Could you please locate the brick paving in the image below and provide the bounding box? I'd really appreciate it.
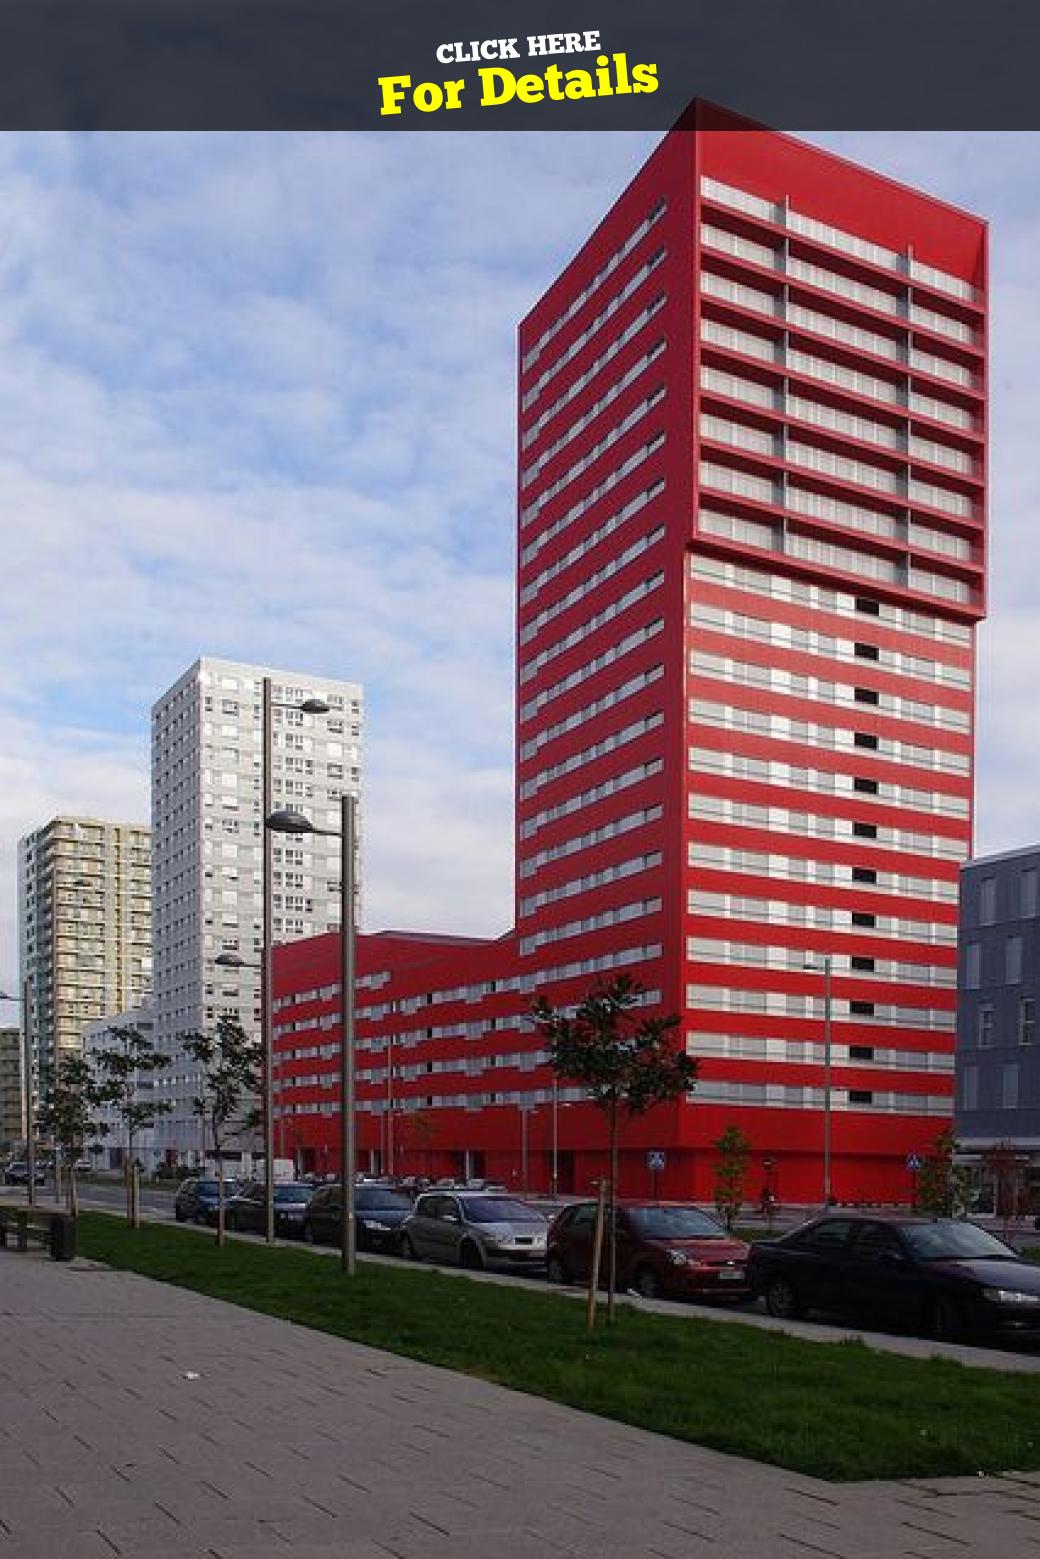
[1,1253,1039,1558]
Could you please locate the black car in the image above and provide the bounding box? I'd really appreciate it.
[748,1213,1040,1343]
[302,1184,415,1251]
[174,1176,239,1225]
[3,1161,47,1186]
[227,1180,313,1237]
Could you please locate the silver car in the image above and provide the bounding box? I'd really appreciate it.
[400,1190,548,1270]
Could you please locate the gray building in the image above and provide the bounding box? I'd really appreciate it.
[151,657,362,1163]
[956,843,1040,1173]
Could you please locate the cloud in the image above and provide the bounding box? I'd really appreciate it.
[0,128,1037,991]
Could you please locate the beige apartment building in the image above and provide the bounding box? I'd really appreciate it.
[18,816,152,1085]
[0,1026,22,1152]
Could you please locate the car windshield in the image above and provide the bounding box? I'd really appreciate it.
[458,1197,546,1224]
[274,1184,311,1202]
[901,1221,1019,1261]
[195,1181,222,1196]
[356,1190,411,1211]
[628,1206,727,1239]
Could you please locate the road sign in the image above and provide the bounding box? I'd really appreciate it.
[906,1154,922,1172]
[647,1150,666,1172]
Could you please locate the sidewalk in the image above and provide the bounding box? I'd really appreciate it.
[1,1254,1040,1559]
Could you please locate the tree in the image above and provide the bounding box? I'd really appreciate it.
[181,1016,261,1246]
[91,1024,172,1226]
[712,1125,751,1230]
[532,975,696,1325]
[915,1127,971,1219]
[36,1053,107,1216]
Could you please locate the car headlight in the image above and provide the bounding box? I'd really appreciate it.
[666,1249,689,1266]
[983,1287,1040,1306]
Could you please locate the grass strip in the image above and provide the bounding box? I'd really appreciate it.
[78,1211,1040,1483]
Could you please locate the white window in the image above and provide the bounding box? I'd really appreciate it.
[977,1006,993,1049]
[1002,1063,1020,1110]
[980,876,997,926]
[1021,869,1038,919]
[1019,998,1035,1048]
[1006,935,1023,985]
[964,942,981,990]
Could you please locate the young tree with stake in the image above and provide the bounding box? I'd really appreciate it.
[181,1016,261,1247]
[532,975,696,1326]
[91,1024,172,1226]
[36,1053,107,1216]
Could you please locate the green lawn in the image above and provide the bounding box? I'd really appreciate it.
[77,1212,1040,1484]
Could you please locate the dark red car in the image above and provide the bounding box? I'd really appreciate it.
[546,1199,751,1301]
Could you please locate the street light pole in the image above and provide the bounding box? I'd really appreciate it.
[340,792,357,1276]
[22,978,35,1209]
[550,1077,559,1199]
[261,676,275,1245]
[804,954,834,1208]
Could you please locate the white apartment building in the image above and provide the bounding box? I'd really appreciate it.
[151,657,362,1161]
[17,816,152,1086]
[82,1006,160,1170]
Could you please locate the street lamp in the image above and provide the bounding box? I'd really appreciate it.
[250,680,330,1245]
[268,793,358,1275]
[804,954,834,1207]
[0,984,35,1207]
[550,1076,559,1199]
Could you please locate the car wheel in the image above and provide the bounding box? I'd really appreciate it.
[175,1208,186,1223]
[399,1233,420,1261]
[459,1241,485,1272]
[546,1253,570,1286]
[931,1295,965,1343]
[765,1275,805,1320]
[194,1210,207,1226]
[225,1212,237,1233]
[633,1264,663,1300]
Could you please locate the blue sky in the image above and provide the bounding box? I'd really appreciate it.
[1,130,1038,992]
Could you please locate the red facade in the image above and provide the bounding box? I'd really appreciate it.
[273,107,986,1205]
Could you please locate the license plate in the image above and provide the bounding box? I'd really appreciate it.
[718,1268,745,1281]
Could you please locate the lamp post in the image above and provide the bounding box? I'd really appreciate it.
[804,954,834,1207]
[550,1076,559,1199]
[0,984,35,1207]
[239,681,331,1245]
[268,795,358,1275]
[519,1104,534,1195]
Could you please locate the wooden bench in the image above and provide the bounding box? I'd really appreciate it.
[0,1202,77,1261]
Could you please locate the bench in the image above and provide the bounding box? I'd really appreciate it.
[0,1202,77,1261]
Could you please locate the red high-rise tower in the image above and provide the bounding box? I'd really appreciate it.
[275,108,986,1202]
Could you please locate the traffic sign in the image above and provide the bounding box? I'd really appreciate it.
[906,1154,922,1172]
[647,1150,666,1171]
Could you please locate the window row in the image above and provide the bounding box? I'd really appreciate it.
[522,340,665,485]
[520,626,664,726]
[518,804,663,877]
[521,248,666,409]
[701,175,977,302]
[520,571,664,684]
[520,479,663,590]
[688,696,970,775]
[519,897,663,955]
[689,601,971,687]
[519,850,662,915]
[688,934,954,982]
[689,553,972,646]
[687,980,956,1030]
[690,1030,953,1071]
[688,791,968,861]
[520,387,666,528]
[521,711,664,800]
[692,1077,951,1114]
[519,757,664,839]
[687,745,969,819]
[690,655,970,731]
[522,298,667,451]
[971,999,1036,1050]
[688,840,958,902]
[964,935,1026,989]
[520,435,666,563]
[523,199,666,369]
[521,526,665,644]
[688,893,955,948]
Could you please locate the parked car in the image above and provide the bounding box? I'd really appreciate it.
[3,1161,47,1187]
[302,1183,415,1250]
[173,1176,240,1226]
[546,1200,750,1301]
[747,1213,1040,1342]
[226,1180,313,1237]
[400,1190,548,1270]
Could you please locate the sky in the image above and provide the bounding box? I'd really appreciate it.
[0,128,1037,993]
